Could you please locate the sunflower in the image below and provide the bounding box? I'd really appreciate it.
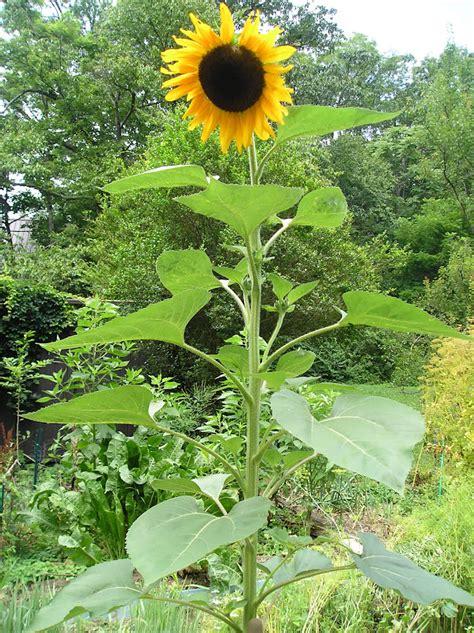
[161,3,295,153]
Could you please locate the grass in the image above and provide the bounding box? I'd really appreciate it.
[352,383,422,410]
[0,581,204,633]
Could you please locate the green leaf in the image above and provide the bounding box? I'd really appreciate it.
[271,549,332,585]
[276,350,316,376]
[151,478,201,495]
[153,474,229,503]
[275,105,399,146]
[179,587,211,606]
[26,559,139,632]
[287,281,318,305]
[270,391,424,493]
[293,187,348,228]
[353,533,474,606]
[175,179,303,239]
[103,165,208,193]
[220,436,244,455]
[214,259,248,285]
[192,474,229,502]
[157,250,219,294]
[266,527,312,547]
[23,386,157,428]
[214,344,249,375]
[262,447,282,467]
[342,291,471,339]
[267,272,293,300]
[126,496,271,587]
[258,350,315,390]
[282,450,314,469]
[42,290,210,351]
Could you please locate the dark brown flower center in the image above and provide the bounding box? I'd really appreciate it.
[199,44,265,112]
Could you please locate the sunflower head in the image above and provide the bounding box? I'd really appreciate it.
[161,3,295,153]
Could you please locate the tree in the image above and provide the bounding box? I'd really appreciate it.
[291,34,413,110]
[0,0,217,241]
[411,45,473,234]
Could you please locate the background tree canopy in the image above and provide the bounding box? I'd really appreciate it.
[1,0,472,383]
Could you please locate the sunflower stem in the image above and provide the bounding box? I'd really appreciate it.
[243,139,263,631]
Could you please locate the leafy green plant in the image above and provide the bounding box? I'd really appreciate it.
[0,275,72,361]
[0,332,49,460]
[422,329,474,464]
[23,27,473,633]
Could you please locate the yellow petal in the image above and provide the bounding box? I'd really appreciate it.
[219,3,234,44]
[260,45,296,63]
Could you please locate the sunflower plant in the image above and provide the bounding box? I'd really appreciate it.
[25,5,473,633]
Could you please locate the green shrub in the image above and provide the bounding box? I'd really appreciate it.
[422,332,474,464]
[0,276,72,360]
[423,237,474,327]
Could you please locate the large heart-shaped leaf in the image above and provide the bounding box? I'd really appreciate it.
[342,291,470,340]
[126,496,271,586]
[292,187,348,228]
[353,533,474,606]
[26,560,140,632]
[175,179,303,238]
[23,385,157,428]
[270,390,424,493]
[42,289,210,351]
[103,165,208,193]
[157,249,220,294]
[275,105,399,146]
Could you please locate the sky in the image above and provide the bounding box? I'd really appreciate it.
[313,0,473,60]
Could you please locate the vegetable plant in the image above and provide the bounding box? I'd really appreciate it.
[24,4,473,632]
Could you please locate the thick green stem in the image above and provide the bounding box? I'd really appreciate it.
[243,139,262,630]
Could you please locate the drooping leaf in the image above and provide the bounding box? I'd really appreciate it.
[151,478,201,495]
[286,281,318,305]
[270,390,424,493]
[258,350,316,390]
[26,560,140,632]
[192,473,230,502]
[214,344,249,375]
[103,165,208,193]
[267,272,293,300]
[342,291,470,339]
[282,450,315,469]
[271,549,332,585]
[175,179,303,238]
[276,350,316,376]
[152,475,230,503]
[266,527,313,547]
[220,436,244,455]
[353,533,474,606]
[42,290,210,351]
[179,586,211,606]
[23,386,157,428]
[214,259,248,285]
[126,496,271,587]
[275,105,399,146]
[157,250,219,294]
[292,187,348,228]
[262,447,282,467]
